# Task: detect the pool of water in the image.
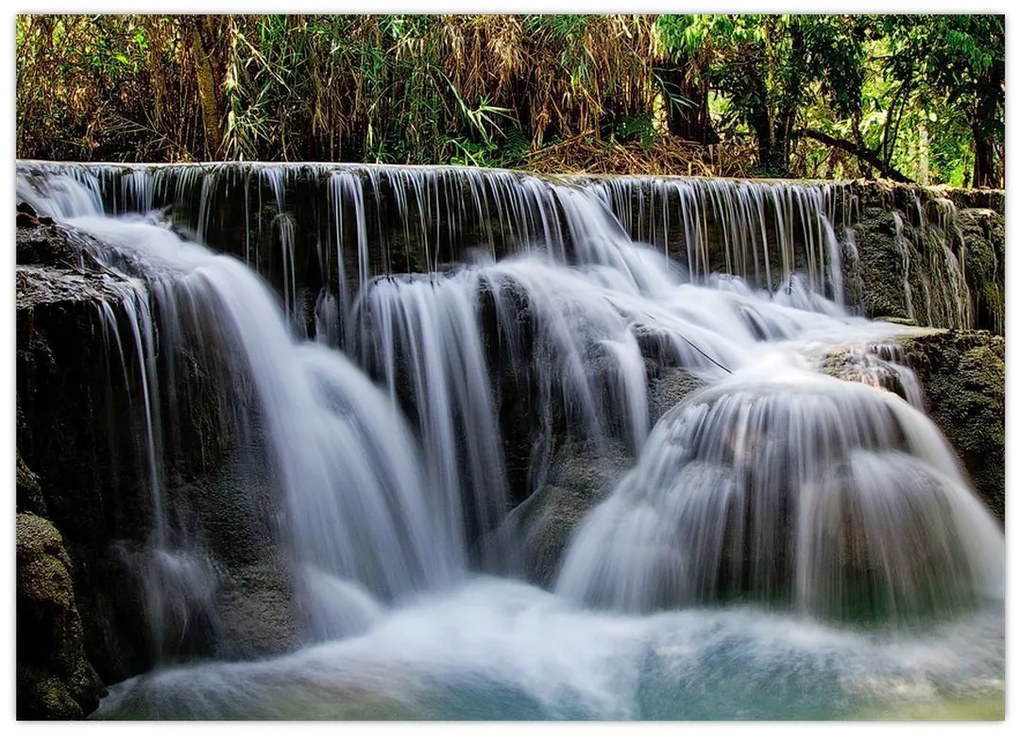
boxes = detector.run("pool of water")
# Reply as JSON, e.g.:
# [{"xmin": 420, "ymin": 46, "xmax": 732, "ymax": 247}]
[{"xmin": 95, "ymin": 576, "xmax": 1005, "ymax": 721}]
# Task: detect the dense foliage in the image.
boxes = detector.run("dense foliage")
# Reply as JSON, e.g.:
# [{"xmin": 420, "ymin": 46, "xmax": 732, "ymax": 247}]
[{"xmin": 16, "ymin": 14, "xmax": 1004, "ymax": 186}]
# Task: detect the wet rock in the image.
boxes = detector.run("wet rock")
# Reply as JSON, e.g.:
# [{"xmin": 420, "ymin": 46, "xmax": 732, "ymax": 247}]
[
  {"xmin": 647, "ymin": 367, "xmax": 706, "ymax": 424},
  {"xmin": 17, "ymin": 221, "xmax": 262, "ymax": 686},
  {"xmin": 935, "ymin": 186, "xmax": 1005, "ymax": 215},
  {"xmin": 493, "ymin": 438, "xmax": 632, "ymax": 587},
  {"xmin": 957, "ymin": 208, "xmax": 1004, "ymax": 334},
  {"xmin": 843, "ymin": 184, "xmax": 1002, "ymax": 334},
  {"xmin": 17, "ymin": 512, "xmax": 105, "ymax": 720},
  {"xmin": 17, "ymin": 218, "xmax": 293, "ymax": 680},
  {"xmin": 17, "ymin": 201, "xmax": 54, "ymax": 228},
  {"xmin": 896, "ymin": 329, "xmax": 1005, "ymax": 520},
  {"xmin": 847, "ymin": 207, "xmax": 911, "ymax": 322},
  {"xmin": 17, "ymin": 222, "xmax": 81, "ymax": 265},
  {"xmin": 172, "ymin": 459, "xmax": 299, "ymax": 659},
  {"xmin": 214, "ymin": 561, "xmax": 299, "ymax": 659},
  {"xmin": 817, "ymin": 343, "xmax": 921, "ymax": 405},
  {"xmin": 17, "ymin": 227, "xmax": 154, "ymax": 683},
  {"xmin": 485, "ymin": 362, "xmax": 703, "ymax": 586},
  {"xmin": 818, "ymin": 330, "xmax": 1003, "ymax": 520}
]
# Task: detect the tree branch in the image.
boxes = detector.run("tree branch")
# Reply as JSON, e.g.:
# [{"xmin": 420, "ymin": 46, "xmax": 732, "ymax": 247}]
[{"xmin": 797, "ymin": 128, "xmax": 914, "ymax": 183}]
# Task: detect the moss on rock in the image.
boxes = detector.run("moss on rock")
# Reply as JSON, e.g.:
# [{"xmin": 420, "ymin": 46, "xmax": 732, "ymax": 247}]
[
  {"xmin": 17, "ymin": 512, "xmax": 105, "ymax": 720},
  {"xmin": 848, "ymin": 207, "xmax": 911, "ymax": 322},
  {"xmin": 842, "ymin": 183, "xmax": 1001, "ymax": 333},
  {"xmin": 896, "ymin": 329, "xmax": 1005, "ymax": 520},
  {"xmin": 957, "ymin": 209, "xmax": 1004, "ymax": 334}
]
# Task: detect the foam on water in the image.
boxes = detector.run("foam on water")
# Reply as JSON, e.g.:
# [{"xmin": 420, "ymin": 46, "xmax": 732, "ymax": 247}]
[{"xmin": 94, "ymin": 577, "xmax": 1004, "ymax": 720}]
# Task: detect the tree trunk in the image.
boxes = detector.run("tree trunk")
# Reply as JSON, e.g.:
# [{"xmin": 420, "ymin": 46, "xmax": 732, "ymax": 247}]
[
  {"xmin": 657, "ymin": 62, "xmax": 718, "ymax": 144},
  {"xmin": 757, "ymin": 133, "xmax": 788, "ymax": 176},
  {"xmin": 917, "ymin": 121, "xmax": 929, "ymax": 185},
  {"xmin": 187, "ymin": 16, "xmax": 225, "ymax": 159},
  {"xmin": 751, "ymin": 114, "xmax": 787, "ymax": 176},
  {"xmin": 142, "ymin": 17, "xmax": 167, "ymax": 131},
  {"xmin": 972, "ymin": 129, "xmax": 997, "ymax": 188}
]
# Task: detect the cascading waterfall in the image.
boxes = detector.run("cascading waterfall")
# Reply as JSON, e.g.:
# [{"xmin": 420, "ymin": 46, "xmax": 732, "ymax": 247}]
[
  {"xmin": 16, "ymin": 161, "xmax": 1003, "ymax": 720},
  {"xmin": 95, "ymin": 280, "xmax": 224, "ymax": 660},
  {"xmin": 19, "ymin": 160, "xmax": 982, "ymax": 335},
  {"xmin": 585, "ymin": 176, "xmax": 849, "ymax": 299},
  {"xmin": 555, "ymin": 364, "xmax": 1002, "ymax": 620},
  {"xmin": 23, "ymin": 175, "xmax": 462, "ymax": 645},
  {"xmin": 352, "ymin": 270, "xmax": 511, "ymax": 552}
]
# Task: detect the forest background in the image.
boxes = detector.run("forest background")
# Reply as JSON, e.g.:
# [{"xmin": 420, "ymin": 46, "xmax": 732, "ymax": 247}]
[{"xmin": 15, "ymin": 14, "xmax": 1006, "ymax": 187}]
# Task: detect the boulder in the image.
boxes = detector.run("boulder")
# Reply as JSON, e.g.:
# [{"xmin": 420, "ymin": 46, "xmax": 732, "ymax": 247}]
[
  {"xmin": 896, "ymin": 329, "xmax": 1005, "ymax": 520},
  {"xmin": 16, "ymin": 512, "xmax": 105, "ymax": 719},
  {"xmin": 495, "ymin": 438, "xmax": 632, "ymax": 587}
]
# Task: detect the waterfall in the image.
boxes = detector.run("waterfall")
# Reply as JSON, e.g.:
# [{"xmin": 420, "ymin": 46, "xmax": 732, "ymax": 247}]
[
  {"xmin": 22, "ymin": 174, "xmax": 462, "ymax": 649},
  {"xmin": 19, "ymin": 160, "xmax": 983, "ymax": 334},
  {"xmin": 554, "ymin": 365, "xmax": 1003, "ymax": 621},
  {"xmin": 18, "ymin": 162, "xmax": 856, "ymax": 308},
  {"xmin": 16, "ymin": 161, "xmax": 1003, "ymax": 719}
]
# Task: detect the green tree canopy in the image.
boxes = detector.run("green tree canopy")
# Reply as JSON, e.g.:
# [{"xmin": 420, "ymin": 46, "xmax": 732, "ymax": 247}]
[{"xmin": 15, "ymin": 13, "xmax": 1005, "ymax": 187}]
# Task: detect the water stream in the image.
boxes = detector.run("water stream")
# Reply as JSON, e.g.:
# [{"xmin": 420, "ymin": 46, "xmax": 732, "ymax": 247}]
[{"xmin": 16, "ymin": 163, "xmax": 1004, "ymax": 720}]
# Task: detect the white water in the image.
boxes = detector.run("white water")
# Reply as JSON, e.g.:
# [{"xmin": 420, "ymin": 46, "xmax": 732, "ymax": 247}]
[
  {"xmin": 17, "ymin": 161, "xmax": 974, "ymax": 315},
  {"xmin": 24, "ymin": 186, "xmax": 464, "ymax": 646},
  {"xmin": 16, "ymin": 164, "xmax": 1004, "ymax": 720},
  {"xmin": 95, "ymin": 578, "xmax": 1004, "ymax": 720},
  {"xmin": 555, "ymin": 370, "xmax": 1003, "ymax": 619}
]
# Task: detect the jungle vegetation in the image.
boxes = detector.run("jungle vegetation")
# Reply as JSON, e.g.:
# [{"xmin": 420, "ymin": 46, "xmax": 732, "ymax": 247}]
[{"xmin": 15, "ymin": 14, "xmax": 1005, "ymax": 186}]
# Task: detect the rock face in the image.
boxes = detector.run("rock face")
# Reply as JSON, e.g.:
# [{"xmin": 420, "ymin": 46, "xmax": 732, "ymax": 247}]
[
  {"xmin": 897, "ymin": 329, "xmax": 1005, "ymax": 520},
  {"xmin": 169, "ymin": 464, "xmax": 300, "ymax": 660},
  {"xmin": 17, "ymin": 225, "xmax": 154, "ymax": 686},
  {"xmin": 16, "ymin": 222, "xmax": 300, "ymax": 716},
  {"xmin": 843, "ymin": 182, "xmax": 1004, "ymax": 334},
  {"xmin": 16, "ymin": 512, "xmax": 105, "ymax": 719},
  {"xmin": 494, "ymin": 438, "xmax": 633, "ymax": 587},
  {"xmin": 957, "ymin": 208, "xmax": 1005, "ymax": 334},
  {"xmin": 494, "ymin": 366, "xmax": 707, "ymax": 587}
]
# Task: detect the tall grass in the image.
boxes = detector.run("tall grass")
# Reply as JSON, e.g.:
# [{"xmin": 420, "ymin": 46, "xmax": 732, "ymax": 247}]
[{"xmin": 17, "ymin": 14, "xmax": 668, "ymax": 166}]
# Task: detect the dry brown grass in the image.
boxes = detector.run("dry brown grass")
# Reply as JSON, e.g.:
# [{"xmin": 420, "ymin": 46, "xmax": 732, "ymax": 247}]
[
  {"xmin": 438, "ymin": 15, "xmax": 660, "ymax": 147},
  {"xmin": 523, "ymin": 135, "xmax": 755, "ymax": 178},
  {"xmin": 17, "ymin": 13, "xmax": 758, "ymax": 176}
]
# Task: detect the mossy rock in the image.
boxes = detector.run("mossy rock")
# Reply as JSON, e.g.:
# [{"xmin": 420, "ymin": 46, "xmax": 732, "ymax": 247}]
[
  {"xmin": 896, "ymin": 329, "xmax": 1005, "ymax": 520},
  {"xmin": 16, "ymin": 512, "xmax": 105, "ymax": 720},
  {"xmin": 848, "ymin": 207, "xmax": 910, "ymax": 322},
  {"xmin": 490, "ymin": 438, "xmax": 632, "ymax": 587},
  {"xmin": 957, "ymin": 209, "xmax": 1004, "ymax": 334},
  {"xmin": 842, "ymin": 187, "xmax": 999, "ymax": 332}
]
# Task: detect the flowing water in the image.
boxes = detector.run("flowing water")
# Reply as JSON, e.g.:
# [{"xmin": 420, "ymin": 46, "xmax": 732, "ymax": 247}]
[{"xmin": 16, "ymin": 163, "xmax": 1004, "ymax": 720}]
